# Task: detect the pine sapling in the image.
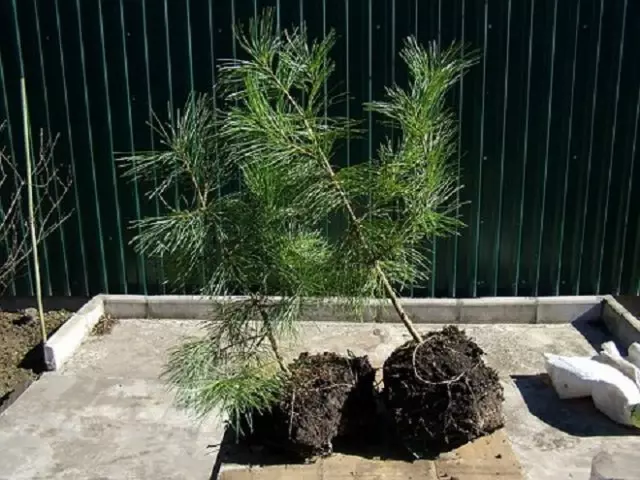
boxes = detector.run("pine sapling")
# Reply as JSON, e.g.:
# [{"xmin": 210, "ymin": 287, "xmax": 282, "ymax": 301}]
[
  {"xmin": 221, "ymin": 11, "xmax": 478, "ymax": 342},
  {"xmin": 121, "ymin": 92, "xmax": 333, "ymax": 431}
]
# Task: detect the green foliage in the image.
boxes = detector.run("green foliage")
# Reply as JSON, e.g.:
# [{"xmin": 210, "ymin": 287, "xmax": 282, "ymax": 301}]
[
  {"xmin": 123, "ymin": 8, "xmax": 476, "ymax": 430},
  {"xmin": 121, "ymin": 91, "xmax": 333, "ymax": 426}
]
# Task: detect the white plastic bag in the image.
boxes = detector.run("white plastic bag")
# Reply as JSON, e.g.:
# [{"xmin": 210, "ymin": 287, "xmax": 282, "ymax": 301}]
[
  {"xmin": 599, "ymin": 341, "xmax": 621, "ymax": 358},
  {"xmin": 628, "ymin": 343, "xmax": 640, "ymax": 369},
  {"xmin": 594, "ymin": 351, "xmax": 640, "ymax": 387},
  {"xmin": 544, "ymin": 354, "xmax": 617, "ymax": 399},
  {"xmin": 591, "ymin": 370, "xmax": 640, "ymax": 427}
]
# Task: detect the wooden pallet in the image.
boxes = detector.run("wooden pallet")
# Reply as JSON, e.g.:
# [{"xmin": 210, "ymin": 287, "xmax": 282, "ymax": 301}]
[{"xmin": 219, "ymin": 429, "xmax": 523, "ymax": 480}]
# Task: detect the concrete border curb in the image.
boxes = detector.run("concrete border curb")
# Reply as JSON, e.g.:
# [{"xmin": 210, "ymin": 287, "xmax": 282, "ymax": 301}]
[
  {"xmin": 602, "ymin": 295, "xmax": 640, "ymax": 349},
  {"xmin": 101, "ymin": 294, "xmax": 604, "ymax": 324},
  {"xmin": 44, "ymin": 295, "xmax": 104, "ymax": 371},
  {"xmin": 43, "ymin": 294, "xmax": 606, "ymax": 372}
]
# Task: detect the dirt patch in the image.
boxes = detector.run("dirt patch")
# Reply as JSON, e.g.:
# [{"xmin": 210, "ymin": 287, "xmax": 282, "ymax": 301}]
[
  {"xmin": 244, "ymin": 352, "xmax": 377, "ymax": 461},
  {"xmin": 91, "ymin": 314, "xmax": 119, "ymax": 336},
  {"xmin": 383, "ymin": 326, "xmax": 504, "ymax": 458},
  {"xmin": 0, "ymin": 309, "xmax": 72, "ymax": 404}
]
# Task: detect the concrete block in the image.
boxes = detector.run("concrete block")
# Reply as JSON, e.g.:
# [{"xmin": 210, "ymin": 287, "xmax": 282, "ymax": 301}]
[
  {"xmin": 302, "ymin": 298, "xmax": 363, "ymax": 323},
  {"xmin": 403, "ymin": 298, "xmax": 460, "ymax": 324},
  {"xmin": 307, "ymin": 298, "xmax": 460, "ymax": 324},
  {"xmin": 97, "ymin": 294, "xmax": 608, "ymax": 327},
  {"xmin": 459, "ymin": 297, "xmax": 537, "ymax": 324},
  {"xmin": 536, "ymin": 296, "xmax": 602, "ymax": 324},
  {"xmin": 362, "ymin": 302, "xmax": 398, "ymax": 323},
  {"xmin": 602, "ymin": 295, "xmax": 640, "ymax": 349},
  {"xmin": 103, "ymin": 294, "xmax": 148, "ymax": 319},
  {"xmin": 146, "ymin": 295, "xmax": 214, "ymax": 319},
  {"xmin": 44, "ymin": 295, "xmax": 104, "ymax": 370}
]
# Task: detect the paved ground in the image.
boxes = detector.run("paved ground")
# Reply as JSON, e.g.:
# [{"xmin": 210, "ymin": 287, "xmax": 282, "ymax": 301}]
[{"xmin": 0, "ymin": 318, "xmax": 638, "ymax": 479}]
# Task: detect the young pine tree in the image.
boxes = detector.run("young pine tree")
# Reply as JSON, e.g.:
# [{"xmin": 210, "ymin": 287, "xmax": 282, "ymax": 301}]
[
  {"xmin": 121, "ymin": 92, "xmax": 334, "ymax": 431},
  {"xmin": 221, "ymin": 12, "xmax": 477, "ymax": 342},
  {"xmin": 124, "ymin": 9, "xmax": 476, "ymax": 436}
]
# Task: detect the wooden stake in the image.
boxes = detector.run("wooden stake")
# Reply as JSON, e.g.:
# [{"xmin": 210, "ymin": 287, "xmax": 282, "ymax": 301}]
[{"xmin": 20, "ymin": 77, "xmax": 47, "ymax": 346}]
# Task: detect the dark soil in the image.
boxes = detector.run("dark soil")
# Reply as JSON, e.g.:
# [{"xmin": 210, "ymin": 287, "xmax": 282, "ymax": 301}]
[
  {"xmin": 243, "ymin": 352, "xmax": 377, "ymax": 461},
  {"xmin": 91, "ymin": 314, "xmax": 119, "ymax": 336},
  {"xmin": 0, "ymin": 309, "xmax": 71, "ymax": 405},
  {"xmin": 383, "ymin": 326, "xmax": 504, "ymax": 458}
]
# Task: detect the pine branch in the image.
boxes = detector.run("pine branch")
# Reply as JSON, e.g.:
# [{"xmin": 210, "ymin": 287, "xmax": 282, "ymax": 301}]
[{"xmin": 222, "ymin": 11, "xmax": 477, "ymax": 343}]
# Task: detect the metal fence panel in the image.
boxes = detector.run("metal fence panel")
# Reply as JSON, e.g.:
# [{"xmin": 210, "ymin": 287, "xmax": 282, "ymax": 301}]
[{"xmin": 1, "ymin": 0, "xmax": 639, "ymax": 297}]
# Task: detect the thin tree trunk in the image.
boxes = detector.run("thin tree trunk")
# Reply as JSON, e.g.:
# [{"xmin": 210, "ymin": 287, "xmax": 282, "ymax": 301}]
[
  {"xmin": 21, "ymin": 78, "xmax": 47, "ymax": 346},
  {"xmin": 258, "ymin": 306, "xmax": 290, "ymax": 374},
  {"xmin": 272, "ymin": 76, "xmax": 423, "ymax": 343}
]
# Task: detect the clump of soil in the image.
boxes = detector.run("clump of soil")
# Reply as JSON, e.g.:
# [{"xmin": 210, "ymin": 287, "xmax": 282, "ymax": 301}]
[
  {"xmin": 383, "ymin": 326, "xmax": 504, "ymax": 457},
  {"xmin": 91, "ymin": 314, "xmax": 119, "ymax": 336},
  {"xmin": 0, "ymin": 309, "xmax": 71, "ymax": 404},
  {"xmin": 244, "ymin": 352, "xmax": 377, "ymax": 460}
]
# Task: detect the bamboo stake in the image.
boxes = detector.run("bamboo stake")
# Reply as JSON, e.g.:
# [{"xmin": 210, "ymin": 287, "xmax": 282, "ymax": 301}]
[{"xmin": 20, "ymin": 77, "xmax": 47, "ymax": 346}]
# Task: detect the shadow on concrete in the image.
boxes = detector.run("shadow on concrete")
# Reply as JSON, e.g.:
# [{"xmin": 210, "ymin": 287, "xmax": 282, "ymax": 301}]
[
  {"xmin": 512, "ymin": 374, "xmax": 640, "ymax": 438},
  {"xmin": 615, "ymin": 295, "xmax": 640, "ymax": 318},
  {"xmin": 570, "ymin": 316, "xmax": 626, "ymax": 355},
  {"xmin": 208, "ymin": 428, "xmax": 301, "ymax": 479},
  {"xmin": 208, "ymin": 418, "xmax": 414, "ymax": 478}
]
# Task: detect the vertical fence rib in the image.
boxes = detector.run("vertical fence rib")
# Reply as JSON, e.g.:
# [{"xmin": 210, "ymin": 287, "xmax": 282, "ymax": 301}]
[
  {"xmin": 276, "ymin": 0, "xmax": 281, "ymax": 33},
  {"xmin": 186, "ymin": 0, "xmax": 195, "ymax": 92},
  {"xmin": 534, "ymin": 0, "xmax": 558, "ymax": 296},
  {"xmin": 514, "ymin": 0, "xmax": 535, "ymax": 296},
  {"xmin": 493, "ymin": 0, "xmax": 511, "ymax": 296},
  {"xmin": 33, "ymin": 0, "xmax": 71, "ymax": 295},
  {"xmin": 575, "ymin": 0, "xmax": 604, "ymax": 295},
  {"xmin": 54, "ymin": 0, "xmax": 89, "ymax": 295},
  {"xmin": 431, "ymin": 0, "xmax": 442, "ymax": 297},
  {"xmin": 472, "ymin": 0, "xmax": 488, "ymax": 297},
  {"xmin": 0, "ymin": 50, "xmax": 23, "ymax": 295},
  {"xmin": 410, "ymin": 0, "xmax": 418, "ymax": 298},
  {"xmin": 634, "ymin": 223, "xmax": 640, "ymax": 294},
  {"xmin": 345, "ymin": 0, "xmax": 350, "ymax": 169},
  {"xmin": 75, "ymin": 0, "xmax": 108, "ymax": 292},
  {"xmin": 323, "ymin": 0, "xmax": 328, "ymax": 238},
  {"xmin": 119, "ymin": 0, "xmax": 146, "ymax": 294},
  {"xmin": 595, "ymin": 0, "xmax": 627, "ymax": 294},
  {"xmin": 10, "ymin": 0, "xmax": 40, "ymax": 295},
  {"xmin": 617, "ymin": 80, "xmax": 640, "ymax": 294},
  {"xmin": 162, "ymin": 0, "xmax": 178, "ymax": 215},
  {"xmin": 366, "ymin": 0, "xmax": 372, "ymax": 242},
  {"xmin": 97, "ymin": 0, "xmax": 127, "ymax": 293},
  {"xmin": 556, "ymin": 0, "xmax": 581, "ymax": 295},
  {"xmin": 367, "ymin": 0, "xmax": 372, "ymax": 170},
  {"xmin": 452, "ymin": 0, "xmax": 465, "ymax": 298},
  {"xmin": 141, "ymin": 0, "xmax": 165, "ymax": 293}
]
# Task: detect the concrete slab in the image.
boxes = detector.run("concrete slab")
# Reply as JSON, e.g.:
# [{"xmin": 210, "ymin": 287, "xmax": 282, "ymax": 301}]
[
  {"xmin": 0, "ymin": 317, "xmax": 637, "ymax": 480},
  {"xmin": 0, "ymin": 320, "xmax": 222, "ymax": 480}
]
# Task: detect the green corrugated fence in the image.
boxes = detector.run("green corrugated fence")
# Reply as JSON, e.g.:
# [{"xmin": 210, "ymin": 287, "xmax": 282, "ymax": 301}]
[{"xmin": 1, "ymin": 0, "xmax": 639, "ymax": 297}]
